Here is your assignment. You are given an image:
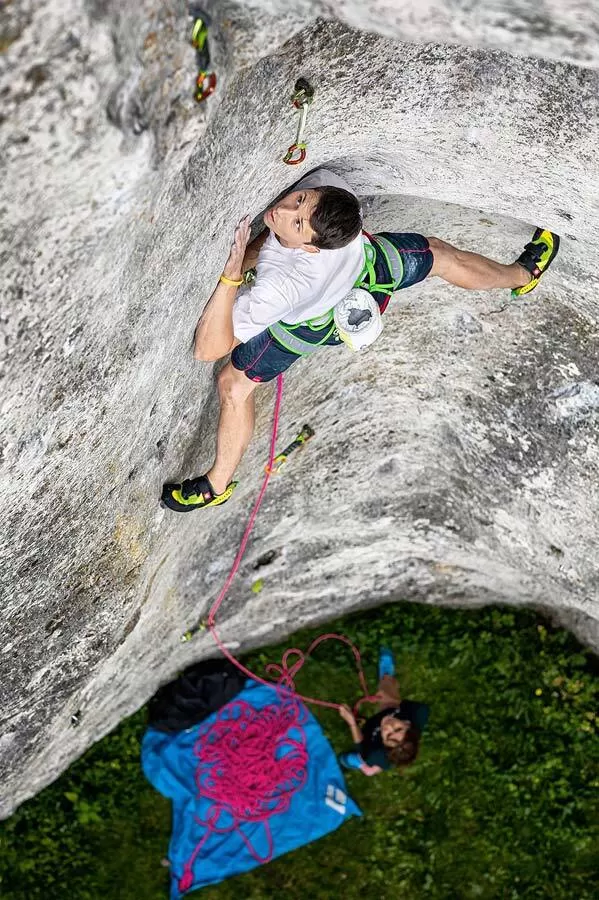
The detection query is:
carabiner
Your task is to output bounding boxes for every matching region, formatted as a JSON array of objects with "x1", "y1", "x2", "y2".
[
  {"x1": 195, "y1": 70, "x2": 217, "y2": 103},
  {"x1": 292, "y1": 77, "x2": 314, "y2": 108},
  {"x1": 191, "y1": 18, "x2": 208, "y2": 52},
  {"x1": 283, "y1": 143, "x2": 307, "y2": 165},
  {"x1": 264, "y1": 454, "x2": 287, "y2": 476}
]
